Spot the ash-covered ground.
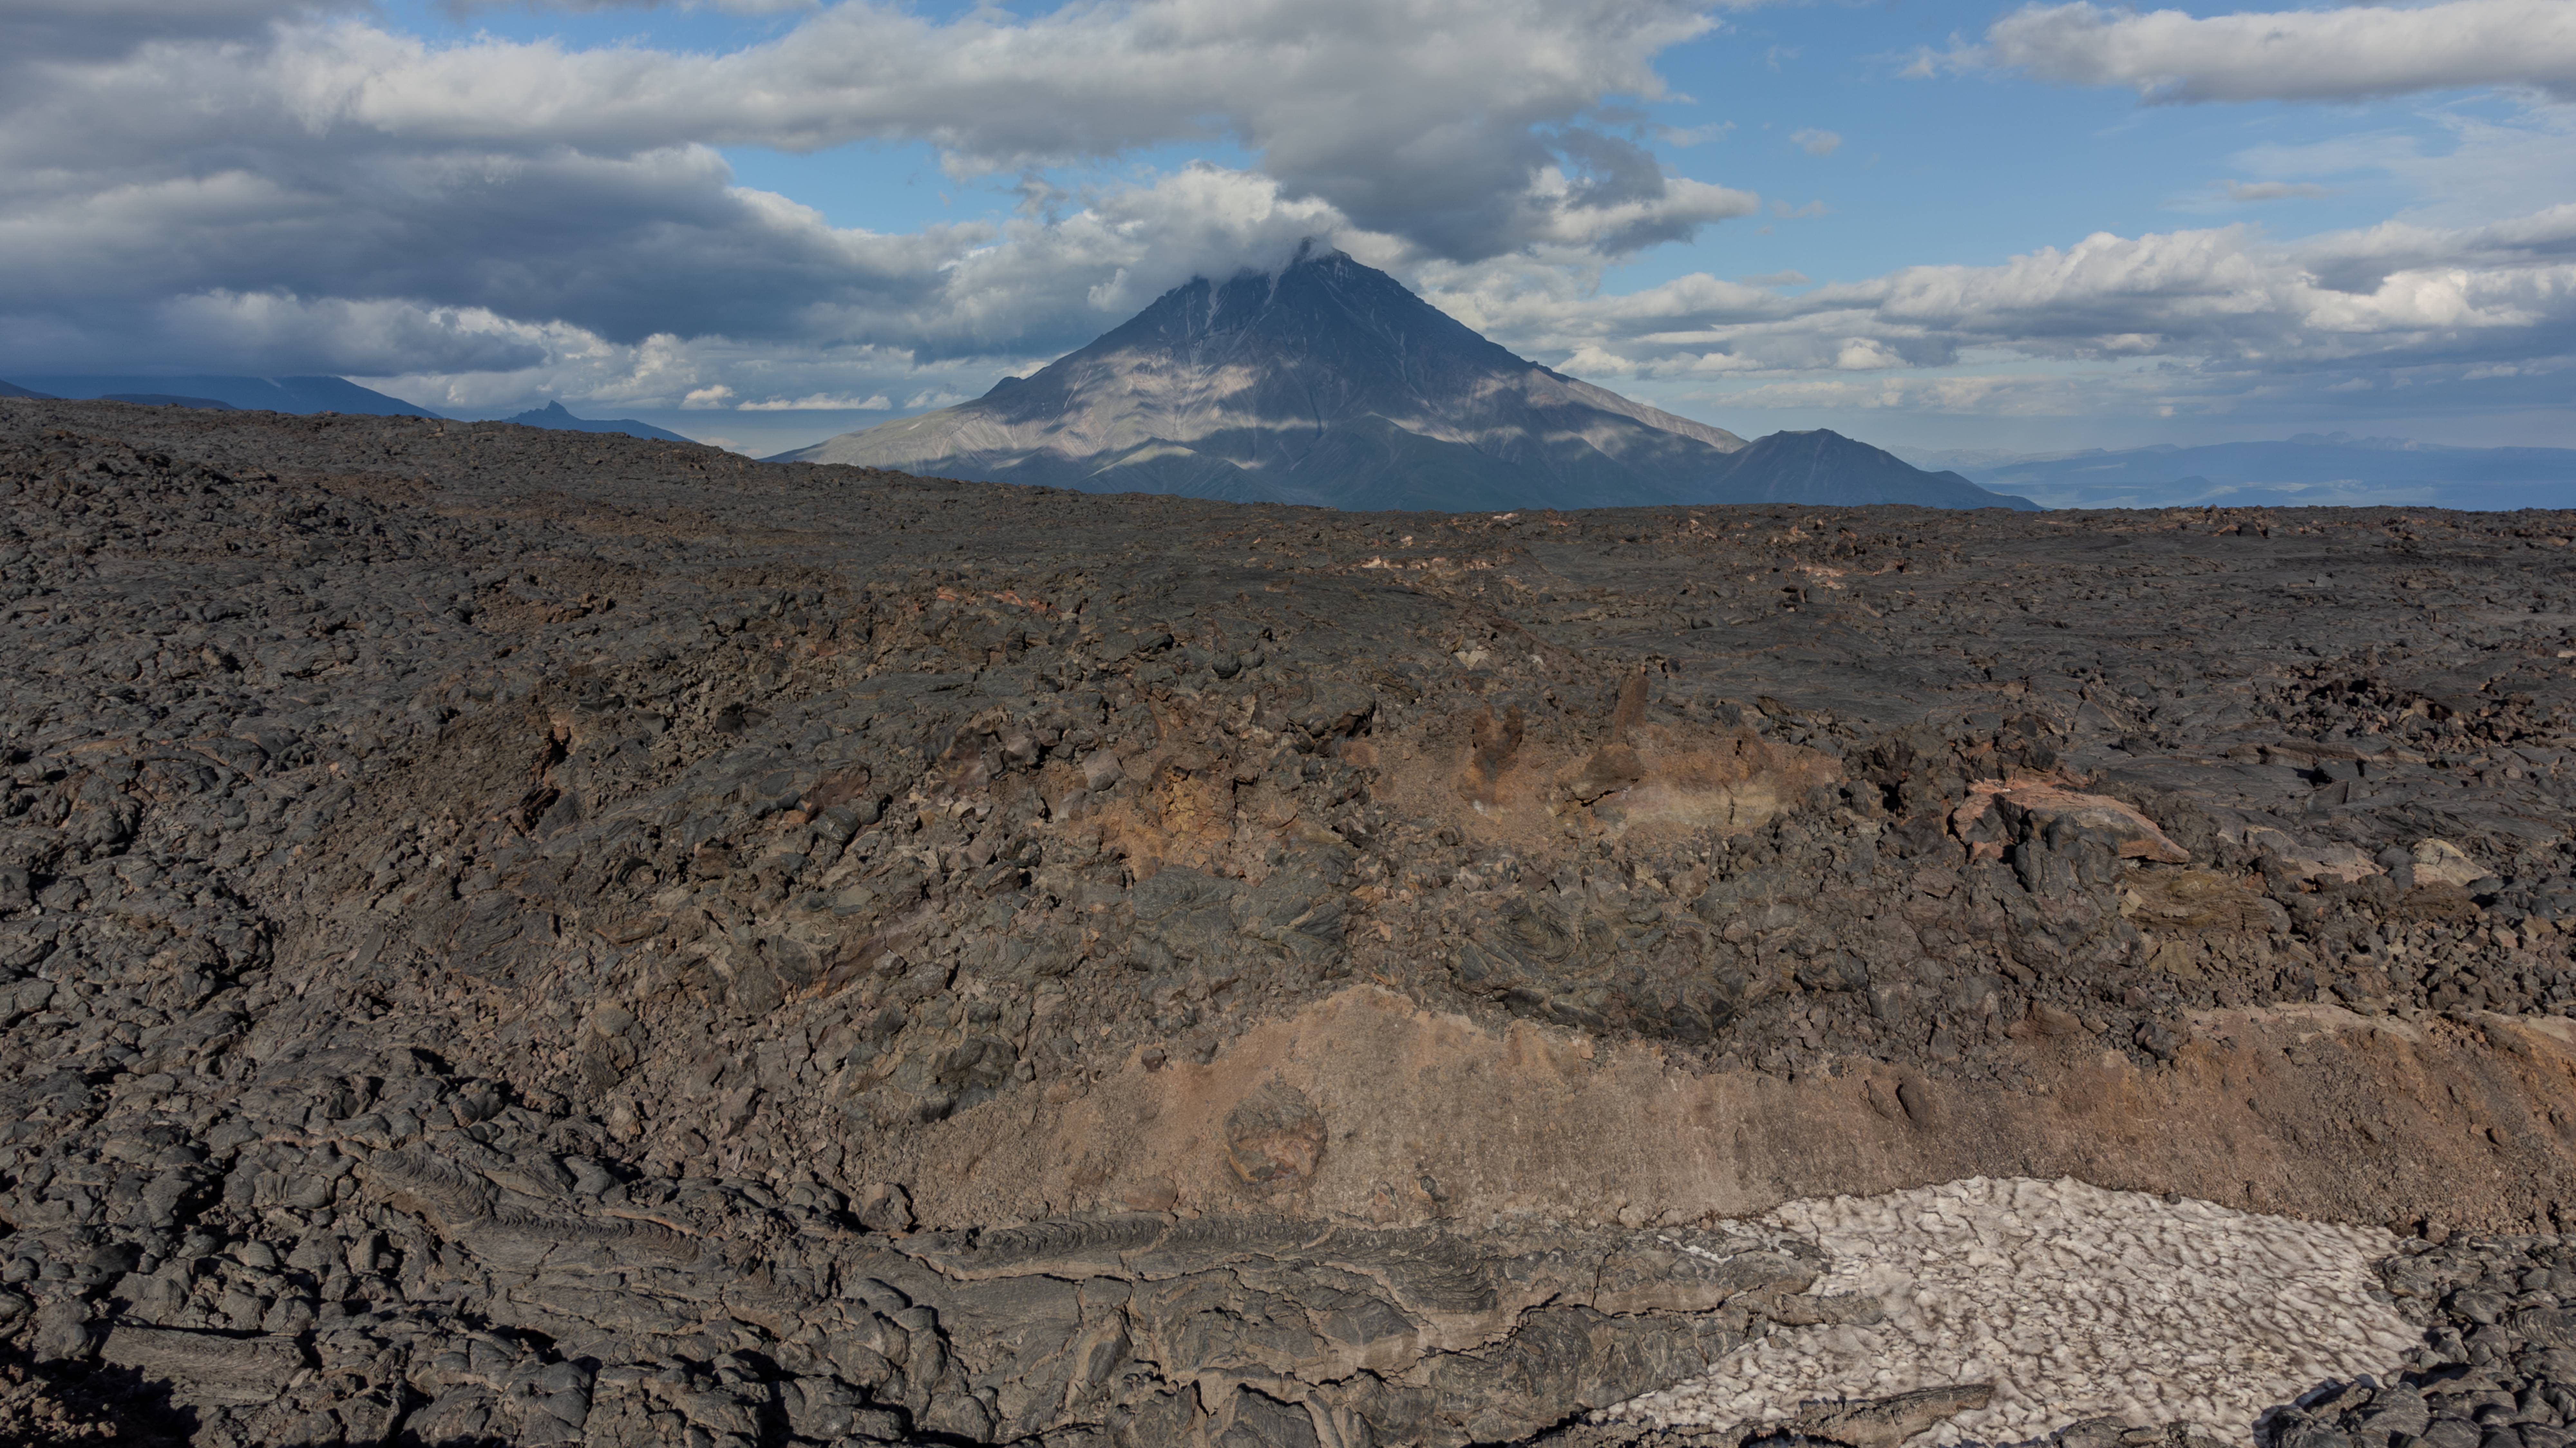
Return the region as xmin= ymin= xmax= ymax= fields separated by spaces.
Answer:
xmin=3 ymin=398 xmax=2576 ymax=1448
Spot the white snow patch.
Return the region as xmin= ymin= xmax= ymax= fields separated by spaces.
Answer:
xmin=1606 ymin=1177 xmax=2420 ymax=1445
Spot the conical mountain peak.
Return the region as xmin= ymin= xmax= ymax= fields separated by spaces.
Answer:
xmin=782 ymin=253 xmax=2031 ymax=512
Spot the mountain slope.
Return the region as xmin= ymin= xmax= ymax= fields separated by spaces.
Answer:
xmin=100 ymin=393 xmax=236 ymax=410
xmin=781 ymin=248 xmax=2024 ymax=512
xmin=1722 ymin=430 xmax=2036 ymax=509
xmin=505 ymin=400 xmax=692 ymax=444
xmin=14 ymin=375 xmax=440 ymax=418
xmin=0 ymin=379 xmax=57 ymax=399
xmin=780 ymin=247 xmax=1751 ymax=510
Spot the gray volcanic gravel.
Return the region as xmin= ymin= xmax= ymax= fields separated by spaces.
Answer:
xmin=3 ymin=398 xmax=2576 ymax=1447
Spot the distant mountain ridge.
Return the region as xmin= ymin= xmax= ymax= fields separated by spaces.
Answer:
xmin=10 ymin=375 xmax=439 ymax=418
xmin=1950 ymin=436 xmax=2576 ymax=511
xmin=101 ymin=393 xmax=236 ymax=410
xmin=780 ymin=246 xmax=2033 ymax=512
xmin=504 ymin=400 xmax=692 ymax=444
xmin=1711 ymin=430 xmax=2021 ymax=509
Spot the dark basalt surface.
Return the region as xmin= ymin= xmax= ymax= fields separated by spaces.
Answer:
xmin=3 ymin=397 xmax=2576 ymax=1446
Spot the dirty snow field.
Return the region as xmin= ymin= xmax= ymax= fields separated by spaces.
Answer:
xmin=1611 ymin=1177 xmax=2421 ymax=1444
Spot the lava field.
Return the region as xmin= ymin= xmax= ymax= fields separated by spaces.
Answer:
xmin=4 ymin=398 xmax=2576 ymax=1448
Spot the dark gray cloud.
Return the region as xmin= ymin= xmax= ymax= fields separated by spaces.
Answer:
xmin=0 ymin=0 xmax=357 ymax=60
xmin=5 ymin=0 xmax=1739 ymax=260
xmin=0 ymin=0 xmax=1759 ymax=390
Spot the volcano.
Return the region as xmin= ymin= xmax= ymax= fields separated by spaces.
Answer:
xmin=778 ymin=245 xmax=2034 ymax=511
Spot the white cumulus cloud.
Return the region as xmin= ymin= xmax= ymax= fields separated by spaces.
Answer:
xmin=2222 ymin=180 xmax=2330 ymax=202
xmin=1434 ymin=201 xmax=2576 ymax=422
xmin=736 ymin=393 xmax=892 ymax=410
xmin=0 ymin=0 xmax=1772 ymax=392
xmin=23 ymin=0 xmax=1737 ymax=263
xmin=1949 ymin=0 xmax=2576 ymax=104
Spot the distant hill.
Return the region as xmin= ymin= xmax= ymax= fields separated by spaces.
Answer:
xmin=1947 ymin=435 xmax=2576 ymax=511
xmin=0 ymin=379 xmax=56 ymax=399
xmin=779 ymin=245 xmax=2031 ymax=512
xmin=13 ymin=375 xmax=441 ymax=418
xmin=99 ymin=393 xmax=236 ymax=410
xmin=503 ymin=400 xmax=692 ymax=444
xmin=1716 ymin=429 xmax=2033 ymax=509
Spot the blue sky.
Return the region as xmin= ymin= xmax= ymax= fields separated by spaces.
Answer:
xmin=5 ymin=0 xmax=2572 ymax=456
